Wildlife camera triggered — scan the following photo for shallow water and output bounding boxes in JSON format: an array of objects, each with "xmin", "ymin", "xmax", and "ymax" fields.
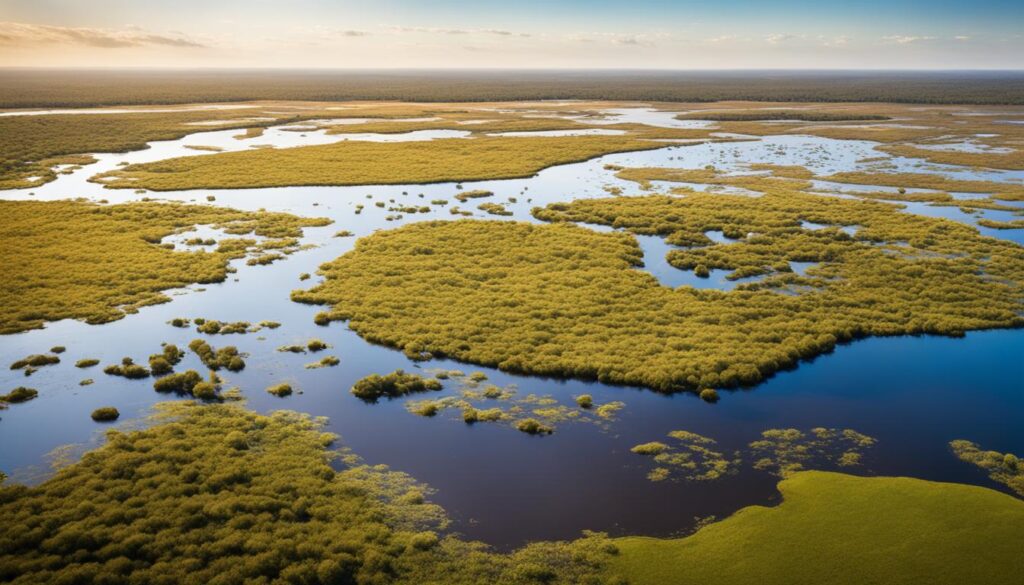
[{"xmin": 1, "ymin": 111, "xmax": 1022, "ymax": 549}]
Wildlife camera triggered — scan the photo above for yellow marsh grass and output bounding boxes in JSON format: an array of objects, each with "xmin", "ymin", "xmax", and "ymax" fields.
[
  {"xmin": 0, "ymin": 200, "xmax": 329, "ymax": 334},
  {"xmin": 93, "ymin": 134, "xmax": 673, "ymax": 191}
]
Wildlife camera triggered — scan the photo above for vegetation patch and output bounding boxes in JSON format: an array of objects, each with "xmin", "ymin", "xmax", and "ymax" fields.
[
  {"xmin": 188, "ymin": 339, "xmax": 245, "ymax": 371},
  {"xmin": 293, "ymin": 211, "xmax": 1024, "ymax": 392},
  {"xmin": 1, "ymin": 387, "xmax": 38, "ymax": 404},
  {"xmin": 9, "ymin": 354, "xmax": 60, "ymax": 372},
  {"xmin": 950, "ymin": 440, "xmax": 1024, "ymax": 497},
  {"xmin": 74, "ymin": 358, "xmax": 99, "ymax": 368},
  {"xmin": 406, "ymin": 374, "xmax": 625, "ymax": 434},
  {"xmin": 266, "ymin": 383, "xmax": 293, "ymax": 397},
  {"xmin": 631, "ymin": 430, "xmax": 739, "ymax": 482},
  {"xmin": 0, "ymin": 399, "xmax": 631, "ymax": 584},
  {"xmin": 90, "ymin": 407, "xmax": 119, "ymax": 422},
  {"xmin": 306, "ymin": 356, "xmax": 341, "ymax": 369},
  {"xmin": 103, "ymin": 358, "xmax": 150, "ymax": 379},
  {"xmin": 0, "ymin": 200, "xmax": 329, "ymax": 334},
  {"xmin": 749, "ymin": 427, "xmax": 877, "ymax": 476},
  {"xmin": 351, "ymin": 370, "xmax": 442, "ymax": 402},
  {"xmin": 92, "ymin": 134, "xmax": 670, "ymax": 190}
]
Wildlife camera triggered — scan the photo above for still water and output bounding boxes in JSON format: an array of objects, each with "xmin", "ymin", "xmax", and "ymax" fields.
[{"xmin": 1, "ymin": 112, "xmax": 1022, "ymax": 548}]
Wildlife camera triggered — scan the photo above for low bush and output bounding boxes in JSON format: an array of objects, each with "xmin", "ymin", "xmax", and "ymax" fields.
[{"xmin": 90, "ymin": 407, "xmax": 119, "ymax": 422}]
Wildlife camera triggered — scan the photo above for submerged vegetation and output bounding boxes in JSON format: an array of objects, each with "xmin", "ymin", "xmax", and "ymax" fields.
[
  {"xmin": 631, "ymin": 430, "xmax": 739, "ymax": 482},
  {"xmin": 749, "ymin": 427, "xmax": 877, "ymax": 476},
  {"xmin": 0, "ymin": 200, "xmax": 329, "ymax": 334},
  {"xmin": 294, "ymin": 205, "xmax": 1024, "ymax": 392},
  {"xmin": 950, "ymin": 440, "xmax": 1024, "ymax": 497}
]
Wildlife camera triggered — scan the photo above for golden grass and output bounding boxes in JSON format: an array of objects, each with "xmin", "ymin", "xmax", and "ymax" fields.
[
  {"xmin": 92, "ymin": 134, "xmax": 669, "ymax": 190},
  {"xmin": 0, "ymin": 200, "xmax": 329, "ymax": 334}
]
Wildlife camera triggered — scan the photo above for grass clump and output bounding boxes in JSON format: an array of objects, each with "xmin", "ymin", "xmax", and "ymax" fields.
[
  {"xmin": 49, "ymin": 346, "xmax": 65, "ymax": 354},
  {"xmin": 307, "ymin": 338, "xmax": 329, "ymax": 352},
  {"xmin": 305, "ymin": 356, "xmax": 340, "ymax": 369},
  {"xmin": 0, "ymin": 200, "xmax": 329, "ymax": 334},
  {"xmin": 454, "ymin": 189, "xmax": 494, "ymax": 202},
  {"xmin": 266, "ymin": 383, "xmax": 293, "ymax": 397},
  {"xmin": 477, "ymin": 202, "xmax": 513, "ymax": 216},
  {"xmin": 350, "ymin": 370, "xmax": 442, "ymax": 402},
  {"xmin": 950, "ymin": 440, "xmax": 1024, "ymax": 497},
  {"xmin": 631, "ymin": 442, "xmax": 670, "ymax": 455},
  {"xmin": 1, "ymin": 387, "xmax": 38, "ymax": 403},
  {"xmin": 188, "ymin": 339, "xmax": 244, "ymax": 371},
  {"xmin": 90, "ymin": 407, "xmax": 119, "ymax": 422},
  {"xmin": 74, "ymin": 359, "xmax": 99, "ymax": 368},
  {"xmin": 79, "ymin": 379, "xmax": 93, "ymax": 386},
  {"xmin": 515, "ymin": 418, "xmax": 553, "ymax": 435},
  {"xmin": 10, "ymin": 354, "xmax": 60, "ymax": 371},
  {"xmin": 152, "ymin": 369, "xmax": 202, "ymax": 394},
  {"xmin": 103, "ymin": 358, "xmax": 150, "ymax": 379},
  {"xmin": 196, "ymin": 319, "xmax": 251, "ymax": 334}
]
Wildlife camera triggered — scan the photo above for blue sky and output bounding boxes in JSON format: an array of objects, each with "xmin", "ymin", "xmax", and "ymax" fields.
[{"xmin": 1, "ymin": 0, "xmax": 1021, "ymax": 68}]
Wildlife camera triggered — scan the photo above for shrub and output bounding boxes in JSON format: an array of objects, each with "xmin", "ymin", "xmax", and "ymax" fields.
[
  {"xmin": 104, "ymin": 360, "xmax": 150, "ymax": 379},
  {"xmin": 1, "ymin": 387, "xmax": 38, "ymax": 403},
  {"xmin": 307, "ymin": 339, "xmax": 328, "ymax": 352},
  {"xmin": 576, "ymin": 394, "xmax": 594, "ymax": 408},
  {"xmin": 351, "ymin": 370, "xmax": 443, "ymax": 401},
  {"xmin": 153, "ymin": 370, "xmax": 202, "ymax": 394},
  {"xmin": 267, "ymin": 383, "xmax": 293, "ymax": 397},
  {"xmin": 170, "ymin": 318, "xmax": 190, "ymax": 328},
  {"xmin": 50, "ymin": 346, "xmax": 66, "ymax": 354},
  {"xmin": 462, "ymin": 407, "xmax": 478, "ymax": 423},
  {"xmin": 411, "ymin": 402, "xmax": 440, "ymax": 417},
  {"xmin": 91, "ymin": 407, "xmax": 119, "ymax": 422},
  {"xmin": 148, "ymin": 356, "xmax": 173, "ymax": 376},
  {"xmin": 10, "ymin": 354, "xmax": 60, "ymax": 370},
  {"xmin": 700, "ymin": 388, "xmax": 720, "ymax": 403},
  {"xmin": 515, "ymin": 418, "xmax": 553, "ymax": 435},
  {"xmin": 75, "ymin": 359, "xmax": 99, "ymax": 368},
  {"xmin": 631, "ymin": 442, "xmax": 670, "ymax": 455},
  {"xmin": 191, "ymin": 382, "xmax": 218, "ymax": 400}
]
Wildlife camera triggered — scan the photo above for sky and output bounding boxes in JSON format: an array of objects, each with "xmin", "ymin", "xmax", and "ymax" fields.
[{"xmin": 0, "ymin": 0, "xmax": 1022, "ymax": 69}]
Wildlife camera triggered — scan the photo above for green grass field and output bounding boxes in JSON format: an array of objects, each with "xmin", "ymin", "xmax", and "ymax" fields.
[{"xmin": 610, "ymin": 471, "xmax": 1024, "ymax": 585}]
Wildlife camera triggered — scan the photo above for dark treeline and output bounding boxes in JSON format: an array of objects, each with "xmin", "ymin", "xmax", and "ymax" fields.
[{"xmin": 2, "ymin": 69, "xmax": 1024, "ymax": 108}]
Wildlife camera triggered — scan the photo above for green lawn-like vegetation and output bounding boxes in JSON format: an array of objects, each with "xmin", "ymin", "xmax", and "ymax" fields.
[
  {"xmin": 293, "ymin": 189, "xmax": 1023, "ymax": 391},
  {"xmin": 0, "ymin": 200, "xmax": 329, "ymax": 334},
  {"xmin": 608, "ymin": 471, "xmax": 1024, "ymax": 585}
]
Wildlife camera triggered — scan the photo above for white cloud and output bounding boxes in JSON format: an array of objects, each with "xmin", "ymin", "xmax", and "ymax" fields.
[
  {"xmin": 0, "ymin": 21, "xmax": 206, "ymax": 48},
  {"xmin": 881, "ymin": 35, "xmax": 937, "ymax": 45}
]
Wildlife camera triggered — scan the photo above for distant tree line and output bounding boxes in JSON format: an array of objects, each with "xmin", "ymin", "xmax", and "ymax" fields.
[{"xmin": 2, "ymin": 69, "xmax": 1024, "ymax": 108}]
